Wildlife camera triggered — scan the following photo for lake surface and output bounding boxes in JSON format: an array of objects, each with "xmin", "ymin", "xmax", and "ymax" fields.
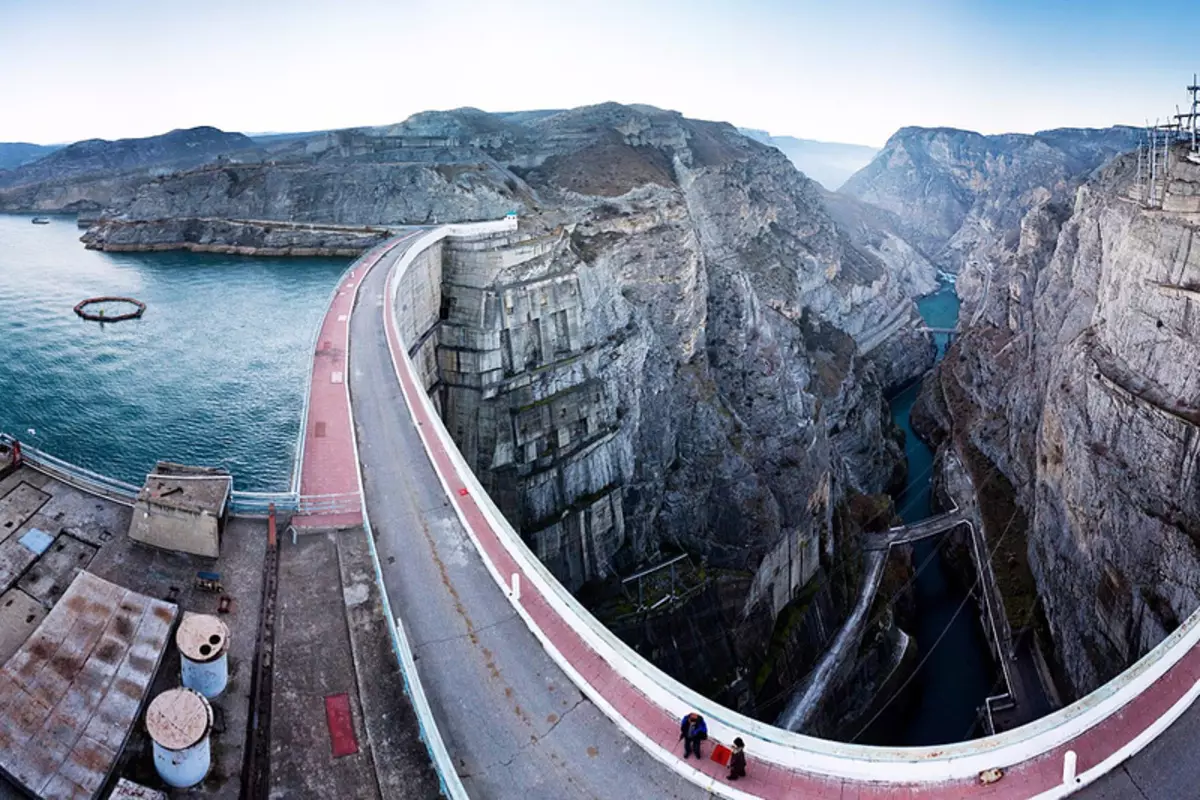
[
  {"xmin": 871, "ymin": 286, "xmax": 996, "ymax": 745},
  {"xmin": 0, "ymin": 214, "xmax": 349, "ymax": 490}
]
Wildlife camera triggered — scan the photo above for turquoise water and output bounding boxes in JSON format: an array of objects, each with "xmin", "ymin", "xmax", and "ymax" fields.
[
  {"xmin": 874, "ymin": 286, "xmax": 996, "ymax": 745},
  {"xmin": 0, "ymin": 214, "xmax": 349, "ymax": 490}
]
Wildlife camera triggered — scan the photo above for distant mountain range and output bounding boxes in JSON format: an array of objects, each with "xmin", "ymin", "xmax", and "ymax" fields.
[
  {"xmin": 738, "ymin": 129, "xmax": 878, "ymax": 190},
  {"xmin": 839, "ymin": 124, "xmax": 1143, "ymax": 273},
  {"xmin": 0, "ymin": 142, "xmax": 61, "ymax": 171}
]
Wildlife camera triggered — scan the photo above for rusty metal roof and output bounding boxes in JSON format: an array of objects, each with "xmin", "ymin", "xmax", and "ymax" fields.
[{"xmin": 0, "ymin": 571, "xmax": 177, "ymax": 799}]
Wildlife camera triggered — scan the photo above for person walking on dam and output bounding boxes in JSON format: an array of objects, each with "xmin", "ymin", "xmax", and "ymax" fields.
[
  {"xmin": 727, "ymin": 737, "xmax": 747, "ymax": 780},
  {"xmin": 679, "ymin": 712, "xmax": 707, "ymax": 759}
]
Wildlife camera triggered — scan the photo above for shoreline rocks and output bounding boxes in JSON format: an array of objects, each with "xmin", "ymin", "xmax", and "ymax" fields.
[{"xmin": 79, "ymin": 216, "xmax": 392, "ymax": 257}]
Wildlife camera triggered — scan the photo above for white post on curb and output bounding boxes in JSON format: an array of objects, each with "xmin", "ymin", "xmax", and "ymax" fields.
[
  {"xmin": 510, "ymin": 573, "xmax": 521, "ymax": 601},
  {"xmin": 1062, "ymin": 750, "xmax": 1077, "ymax": 784}
]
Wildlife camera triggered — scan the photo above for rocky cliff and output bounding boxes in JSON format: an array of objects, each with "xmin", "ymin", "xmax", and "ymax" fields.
[
  {"xmin": 5, "ymin": 103, "xmax": 940, "ymax": 710},
  {"xmin": 400, "ymin": 104, "xmax": 935, "ymax": 708},
  {"xmin": 79, "ymin": 217, "xmax": 391, "ymax": 256},
  {"xmin": 916, "ymin": 142, "xmax": 1200, "ymax": 698},
  {"xmin": 840, "ymin": 125, "xmax": 1142, "ymax": 284}
]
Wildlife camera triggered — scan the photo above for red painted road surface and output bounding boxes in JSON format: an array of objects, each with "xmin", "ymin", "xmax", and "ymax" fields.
[
  {"xmin": 324, "ymin": 693, "xmax": 359, "ymax": 758},
  {"xmin": 305, "ymin": 230, "xmax": 1200, "ymax": 798},
  {"xmin": 293, "ymin": 233, "xmax": 419, "ymax": 530}
]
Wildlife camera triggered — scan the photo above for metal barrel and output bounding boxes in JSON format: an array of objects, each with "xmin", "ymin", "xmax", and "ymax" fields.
[
  {"xmin": 176, "ymin": 612, "xmax": 230, "ymax": 699},
  {"xmin": 146, "ymin": 687, "xmax": 213, "ymax": 788}
]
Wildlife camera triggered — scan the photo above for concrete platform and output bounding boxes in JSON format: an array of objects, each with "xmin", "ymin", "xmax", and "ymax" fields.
[
  {"xmin": 269, "ymin": 529, "xmax": 440, "ymax": 799},
  {"xmin": 0, "ymin": 469, "xmax": 267, "ymax": 799},
  {"xmin": 0, "ymin": 571, "xmax": 177, "ymax": 799}
]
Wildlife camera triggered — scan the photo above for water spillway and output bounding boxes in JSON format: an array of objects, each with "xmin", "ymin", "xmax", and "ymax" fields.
[{"xmin": 0, "ymin": 213, "xmax": 349, "ymax": 490}]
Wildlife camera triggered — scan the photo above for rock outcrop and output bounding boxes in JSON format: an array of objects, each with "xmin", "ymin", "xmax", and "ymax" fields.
[
  {"xmin": 918, "ymin": 142, "xmax": 1200, "ymax": 698},
  {"xmin": 840, "ymin": 125, "xmax": 1142, "ymax": 282},
  {"xmin": 5, "ymin": 103, "xmax": 941, "ymax": 711},
  {"xmin": 79, "ymin": 217, "xmax": 392, "ymax": 256}
]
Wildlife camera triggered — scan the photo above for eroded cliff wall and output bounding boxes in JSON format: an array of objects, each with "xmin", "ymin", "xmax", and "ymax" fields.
[
  {"xmin": 919, "ymin": 145, "xmax": 1200, "ymax": 696},
  {"xmin": 409, "ymin": 106, "xmax": 935, "ymax": 706}
]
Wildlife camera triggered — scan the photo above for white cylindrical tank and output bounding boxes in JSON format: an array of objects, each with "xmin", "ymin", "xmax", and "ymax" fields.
[
  {"xmin": 146, "ymin": 687, "xmax": 213, "ymax": 788},
  {"xmin": 176, "ymin": 612, "xmax": 229, "ymax": 698}
]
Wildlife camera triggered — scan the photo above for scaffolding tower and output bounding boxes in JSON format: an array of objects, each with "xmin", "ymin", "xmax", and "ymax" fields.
[{"xmin": 1135, "ymin": 76, "xmax": 1200, "ymax": 207}]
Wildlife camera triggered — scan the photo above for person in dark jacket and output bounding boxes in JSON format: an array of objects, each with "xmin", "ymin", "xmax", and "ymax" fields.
[
  {"xmin": 727, "ymin": 737, "xmax": 747, "ymax": 780},
  {"xmin": 679, "ymin": 712, "xmax": 707, "ymax": 759}
]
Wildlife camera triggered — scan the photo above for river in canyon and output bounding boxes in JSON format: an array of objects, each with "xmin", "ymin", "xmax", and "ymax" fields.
[
  {"xmin": 863, "ymin": 284, "xmax": 997, "ymax": 745},
  {"xmin": 0, "ymin": 213, "xmax": 349, "ymax": 490}
]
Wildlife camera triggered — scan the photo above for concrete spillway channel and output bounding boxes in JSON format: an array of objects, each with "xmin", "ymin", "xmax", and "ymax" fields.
[
  {"xmin": 776, "ymin": 549, "xmax": 888, "ymax": 732},
  {"xmin": 776, "ymin": 507, "xmax": 967, "ymax": 733}
]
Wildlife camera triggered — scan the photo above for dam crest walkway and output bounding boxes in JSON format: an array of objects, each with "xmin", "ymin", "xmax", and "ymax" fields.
[{"xmin": 288, "ymin": 225, "xmax": 1200, "ymax": 799}]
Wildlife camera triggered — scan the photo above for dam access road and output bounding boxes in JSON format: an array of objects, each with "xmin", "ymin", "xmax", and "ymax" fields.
[
  {"xmin": 348, "ymin": 235, "xmax": 703, "ymax": 799},
  {"xmin": 289, "ymin": 224, "xmax": 1200, "ymax": 800}
]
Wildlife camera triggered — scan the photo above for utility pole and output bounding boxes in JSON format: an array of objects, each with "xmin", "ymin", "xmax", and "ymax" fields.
[
  {"xmin": 1191, "ymin": 74, "xmax": 1199, "ymax": 154},
  {"xmin": 1149, "ymin": 121, "xmax": 1158, "ymax": 207}
]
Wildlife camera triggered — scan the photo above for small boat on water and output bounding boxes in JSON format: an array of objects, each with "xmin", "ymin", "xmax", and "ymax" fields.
[{"xmin": 31, "ymin": 217, "xmax": 50, "ymax": 225}]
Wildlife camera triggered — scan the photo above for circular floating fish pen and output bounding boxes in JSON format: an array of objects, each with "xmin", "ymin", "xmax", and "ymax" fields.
[{"xmin": 74, "ymin": 296, "xmax": 146, "ymax": 322}]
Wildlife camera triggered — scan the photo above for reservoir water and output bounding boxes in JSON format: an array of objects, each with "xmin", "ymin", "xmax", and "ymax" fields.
[
  {"xmin": 871, "ymin": 286, "xmax": 996, "ymax": 745},
  {"xmin": 0, "ymin": 214, "xmax": 349, "ymax": 490}
]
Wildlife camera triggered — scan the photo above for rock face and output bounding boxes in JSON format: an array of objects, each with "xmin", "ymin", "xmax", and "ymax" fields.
[
  {"xmin": 841, "ymin": 126, "xmax": 1143, "ymax": 280},
  {"xmin": 6, "ymin": 103, "xmax": 940, "ymax": 710},
  {"xmin": 917, "ymin": 142, "xmax": 1200, "ymax": 698},
  {"xmin": 390, "ymin": 104, "xmax": 935, "ymax": 706},
  {"xmin": 79, "ymin": 217, "xmax": 391, "ymax": 256},
  {"xmin": 114, "ymin": 160, "xmax": 524, "ymax": 226}
]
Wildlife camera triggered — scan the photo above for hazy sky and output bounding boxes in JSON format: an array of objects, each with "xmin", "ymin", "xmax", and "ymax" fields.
[{"xmin": 2, "ymin": 0, "xmax": 1196, "ymax": 146}]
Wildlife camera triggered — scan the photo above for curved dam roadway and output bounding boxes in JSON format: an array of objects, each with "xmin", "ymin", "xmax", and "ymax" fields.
[
  {"xmin": 305, "ymin": 227, "xmax": 1200, "ymax": 799},
  {"xmin": 348, "ymin": 235, "xmax": 703, "ymax": 798}
]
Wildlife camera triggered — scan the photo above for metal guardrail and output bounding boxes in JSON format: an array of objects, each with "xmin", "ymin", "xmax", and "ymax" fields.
[
  {"xmin": 228, "ymin": 491, "xmax": 362, "ymax": 517},
  {"xmin": 0, "ymin": 434, "xmax": 361, "ymax": 520},
  {"xmin": 1, "ymin": 433, "xmax": 140, "ymax": 505}
]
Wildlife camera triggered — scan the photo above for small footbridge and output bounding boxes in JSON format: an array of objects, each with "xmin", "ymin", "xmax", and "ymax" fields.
[
  {"xmin": 864, "ymin": 505, "xmax": 969, "ymax": 551},
  {"xmin": 777, "ymin": 506, "xmax": 969, "ymax": 732}
]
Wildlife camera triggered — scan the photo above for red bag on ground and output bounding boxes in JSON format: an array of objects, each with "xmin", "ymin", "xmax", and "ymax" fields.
[{"xmin": 710, "ymin": 743, "xmax": 732, "ymax": 767}]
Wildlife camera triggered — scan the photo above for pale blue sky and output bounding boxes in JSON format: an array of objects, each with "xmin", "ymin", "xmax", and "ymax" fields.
[{"xmin": 1, "ymin": 0, "xmax": 1195, "ymax": 146}]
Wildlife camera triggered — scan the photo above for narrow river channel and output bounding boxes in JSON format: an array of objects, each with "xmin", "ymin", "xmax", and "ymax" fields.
[{"xmin": 864, "ymin": 285, "xmax": 997, "ymax": 746}]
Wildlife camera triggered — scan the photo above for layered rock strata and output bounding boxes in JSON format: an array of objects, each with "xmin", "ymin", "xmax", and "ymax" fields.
[
  {"xmin": 79, "ymin": 217, "xmax": 392, "ymax": 256},
  {"xmin": 917, "ymin": 143, "xmax": 1200, "ymax": 697}
]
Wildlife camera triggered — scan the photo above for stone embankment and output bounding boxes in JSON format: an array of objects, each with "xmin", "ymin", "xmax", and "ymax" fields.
[{"xmin": 80, "ymin": 216, "xmax": 394, "ymax": 256}]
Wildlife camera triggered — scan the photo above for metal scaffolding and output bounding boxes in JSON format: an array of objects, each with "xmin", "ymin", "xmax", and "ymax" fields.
[{"xmin": 1135, "ymin": 76, "xmax": 1200, "ymax": 207}]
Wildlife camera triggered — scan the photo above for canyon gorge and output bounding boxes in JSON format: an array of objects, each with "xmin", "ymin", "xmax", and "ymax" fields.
[{"xmin": 3, "ymin": 101, "xmax": 1194, "ymax": 744}]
